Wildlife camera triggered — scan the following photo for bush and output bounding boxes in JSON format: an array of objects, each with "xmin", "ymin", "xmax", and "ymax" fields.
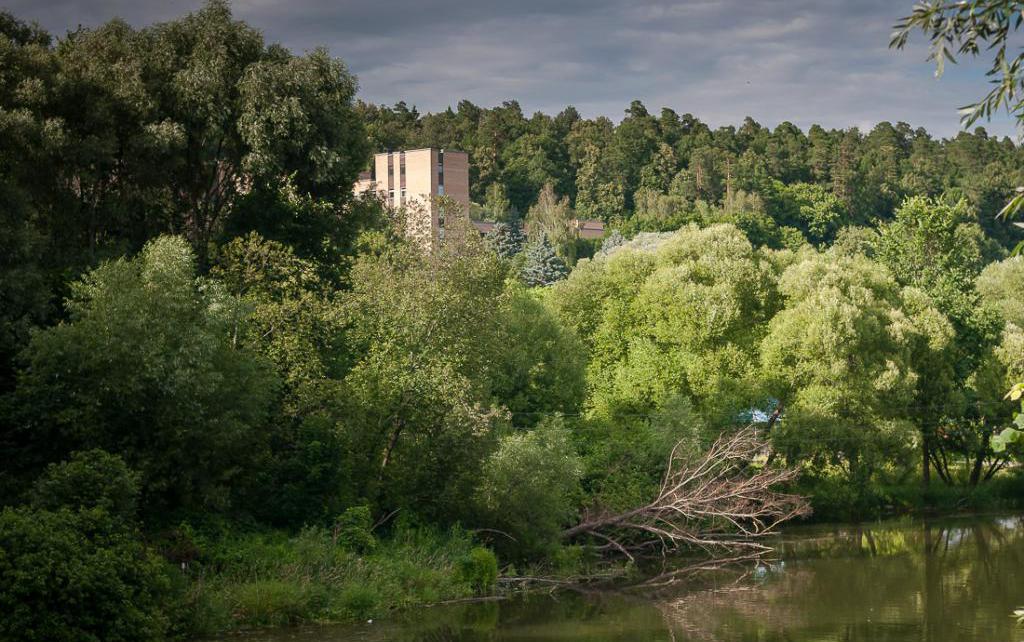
[
  {"xmin": 229, "ymin": 580, "xmax": 309, "ymax": 627},
  {"xmin": 334, "ymin": 505, "xmax": 377, "ymax": 553},
  {"xmin": 0, "ymin": 507, "xmax": 171, "ymax": 641},
  {"xmin": 459, "ymin": 547, "xmax": 498, "ymax": 595},
  {"xmin": 30, "ymin": 449, "xmax": 140, "ymax": 522},
  {"xmin": 474, "ymin": 417, "xmax": 582, "ymax": 557},
  {"xmin": 336, "ymin": 584, "xmax": 379, "ymax": 619}
]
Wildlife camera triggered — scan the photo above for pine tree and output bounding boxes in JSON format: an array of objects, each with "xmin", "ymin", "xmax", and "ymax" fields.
[
  {"xmin": 486, "ymin": 221, "xmax": 526, "ymax": 258},
  {"xmin": 520, "ymin": 236, "xmax": 568, "ymax": 287}
]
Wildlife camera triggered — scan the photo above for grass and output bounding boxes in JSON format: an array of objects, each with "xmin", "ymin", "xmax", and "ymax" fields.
[{"xmin": 170, "ymin": 523, "xmax": 493, "ymax": 637}]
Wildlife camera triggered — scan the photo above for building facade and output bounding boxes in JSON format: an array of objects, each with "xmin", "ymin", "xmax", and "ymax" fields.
[{"xmin": 354, "ymin": 148, "xmax": 470, "ymax": 247}]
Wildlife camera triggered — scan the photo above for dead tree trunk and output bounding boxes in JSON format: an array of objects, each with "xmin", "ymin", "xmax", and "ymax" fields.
[{"xmin": 562, "ymin": 426, "xmax": 809, "ymax": 559}]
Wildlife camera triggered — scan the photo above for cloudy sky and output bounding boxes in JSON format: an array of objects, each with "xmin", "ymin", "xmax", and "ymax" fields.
[{"xmin": 5, "ymin": 0, "xmax": 1019, "ymax": 138}]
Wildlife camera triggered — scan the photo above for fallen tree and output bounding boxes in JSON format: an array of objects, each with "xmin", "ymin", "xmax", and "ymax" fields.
[{"xmin": 562, "ymin": 426, "xmax": 810, "ymax": 560}]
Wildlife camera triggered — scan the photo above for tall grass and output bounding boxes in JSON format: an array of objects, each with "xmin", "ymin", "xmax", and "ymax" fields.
[{"xmin": 172, "ymin": 523, "xmax": 492, "ymax": 636}]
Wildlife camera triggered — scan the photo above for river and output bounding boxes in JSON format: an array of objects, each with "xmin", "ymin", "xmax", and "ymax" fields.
[{"xmin": 226, "ymin": 513, "xmax": 1024, "ymax": 641}]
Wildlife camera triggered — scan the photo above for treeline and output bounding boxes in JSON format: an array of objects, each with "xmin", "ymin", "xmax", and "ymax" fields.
[
  {"xmin": 359, "ymin": 99, "xmax": 1024, "ymax": 249},
  {"xmin": 1, "ymin": 2, "xmax": 1024, "ymax": 640}
]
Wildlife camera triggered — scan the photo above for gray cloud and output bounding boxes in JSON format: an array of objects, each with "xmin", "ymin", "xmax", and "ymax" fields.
[{"xmin": 3, "ymin": 0, "xmax": 1017, "ymax": 137}]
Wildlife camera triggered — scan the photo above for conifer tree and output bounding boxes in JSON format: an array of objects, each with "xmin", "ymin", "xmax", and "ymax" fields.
[
  {"xmin": 486, "ymin": 221, "xmax": 526, "ymax": 258},
  {"xmin": 520, "ymin": 235, "xmax": 568, "ymax": 287}
]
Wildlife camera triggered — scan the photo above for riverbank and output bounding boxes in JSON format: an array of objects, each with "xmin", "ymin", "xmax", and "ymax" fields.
[
  {"xmin": 194, "ymin": 512, "xmax": 1024, "ymax": 642},
  {"xmin": 172, "ymin": 476, "xmax": 1024, "ymax": 637},
  {"xmin": 169, "ymin": 523, "xmax": 497, "ymax": 637},
  {"xmin": 799, "ymin": 473, "xmax": 1024, "ymax": 522}
]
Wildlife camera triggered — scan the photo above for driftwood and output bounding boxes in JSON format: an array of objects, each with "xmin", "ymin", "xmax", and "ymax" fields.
[{"xmin": 562, "ymin": 426, "xmax": 809, "ymax": 560}]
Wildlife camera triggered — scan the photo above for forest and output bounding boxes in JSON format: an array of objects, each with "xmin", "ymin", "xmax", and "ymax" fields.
[{"xmin": 1, "ymin": 1, "xmax": 1023, "ymax": 639}]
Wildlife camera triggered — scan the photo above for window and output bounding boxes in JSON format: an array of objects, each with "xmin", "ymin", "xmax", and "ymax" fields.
[{"xmin": 437, "ymin": 185, "xmax": 445, "ymax": 196}]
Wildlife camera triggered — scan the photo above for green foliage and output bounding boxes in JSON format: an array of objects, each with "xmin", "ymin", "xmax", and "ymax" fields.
[
  {"xmin": 5, "ymin": 4, "xmax": 1024, "ymax": 637},
  {"xmin": 0, "ymin": 1, "xmax": 370, "ymax": 272},
  {"xmin": 977, "ymin": 256, "xmax": 1024, "ymax": 328},
  {"xmin": 485, "ymin": 220, "xmax": 526, "ymax": 258},
  {"xmin": 0, "ymin": 507, "xmax": 171, "ymax": 641},
  {"xmin": 520, "ymin": 236, "xmax": 569, "ymax": 287},
  {"xmin": 30, "ymin": 450, "xmax": 139, "ymax": 522},
  {"xmin": 761, "ymin": 249, "xmax": 952, "ymax": 483},
  {"xmin": 769, "ymin": 181, "xmax": 848, "ymax": 244},
  {"xmin": 228, "ymin": 580, "xmax": 311, "ymax": 628},
  {"xmin": 7, "ymin": 236, "xmax": 278, "ymax": 514},
  {"xmin": 179, "ymin": 523, "xmax": 483, "ymax": 632},
  {"xmin": 334, "ymin": 506, "xmax": 377, "ymax": 553},
  {"xmin": 525, "ymin": 183, "xmax": 577, "ymax": 261},
  {"xmin": 459, "ymin": 547, "xmax": 499, "ymax": 595},
  {"xmin": 474, "ymin": 418, "xmax": 582, "ymax": 556}
]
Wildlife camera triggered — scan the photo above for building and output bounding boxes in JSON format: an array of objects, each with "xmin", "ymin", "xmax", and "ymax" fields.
[{"xmin": 354, "ymin": 148, "xmax": 470, "ymax": 247}]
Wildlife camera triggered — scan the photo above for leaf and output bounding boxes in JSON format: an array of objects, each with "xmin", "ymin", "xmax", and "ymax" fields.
[
  {"xmin": 992, "ymin": 427, "xmax": 1019, "ymax": 453},
  {"xmin": 997, "ymin": 191, "xmax": 1024, "ymax": 220}
]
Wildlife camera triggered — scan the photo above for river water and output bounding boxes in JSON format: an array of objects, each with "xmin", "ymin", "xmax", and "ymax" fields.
[{"xmin": 232, "ymin": 513, "xmax": 1024, "ymax": 641}]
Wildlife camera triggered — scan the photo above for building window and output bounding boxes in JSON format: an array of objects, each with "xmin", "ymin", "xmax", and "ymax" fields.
[{"xmin": 437, "ymin": 185, "xmax": 445, "ymax": 196}]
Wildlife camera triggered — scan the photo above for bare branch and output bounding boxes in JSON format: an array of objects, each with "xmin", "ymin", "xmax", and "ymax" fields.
[{"xmin": 563, "ymin": 426, "xmax": 809, "ymax": 559}]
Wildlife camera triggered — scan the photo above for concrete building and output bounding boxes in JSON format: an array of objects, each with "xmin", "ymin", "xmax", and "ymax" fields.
[{"xmin": 354, "ymin": 148, "xmax": 470, "ymax": 248}]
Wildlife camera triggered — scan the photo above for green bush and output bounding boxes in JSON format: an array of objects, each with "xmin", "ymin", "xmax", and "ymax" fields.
[
  {"xmin": 474, "ymin": 417, "xmax": 581, "ymax": 557},
  {"xmin": 0, "ymin": 506, "xmax": 171, "ymax": 641},
  {"xmin": 334, "ymin": 505, "xmax": 377, "ymax": 553},
  {"xmin": 30, "ymin": 449, "xmax": 140, "ymax": 522},
  {"xmin": 459, "ymin": 547, "xmax": 498, "ymax": 595},
  {"xmin": 336, "ymin": 584, "xmax": 379, "ymax": 619},
  {"xmin": 229, "ymin": 580, "xmax": 309, "ymax": 627}
]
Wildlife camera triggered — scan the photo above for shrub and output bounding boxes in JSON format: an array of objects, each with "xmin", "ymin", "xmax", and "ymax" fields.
[
  {"xmin": 229, "ymin": 580, "xmax": 309, "ymax": 627},
  {"xmin": 336, "ymin": 584, "xmax": 379, "ymax": 619},
  {"xmin": 30, "ymin": 449, "xmax": 140, "ymax": 522},
  {"xmin": 458, "ymin": 547, "xmax": 498, "ymax": 595},
  {"xmin": 334, "ymin": 505, "xmax": 377, "ymax": 553},
  {"xmin": 475, "ymin": 417, "xmax": 582, "ymax": 557},
  {"xmin": 0, "ymin": 506, "xmax": 171, "ymax": 641}
]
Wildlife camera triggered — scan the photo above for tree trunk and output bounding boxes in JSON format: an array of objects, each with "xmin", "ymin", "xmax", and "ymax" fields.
[
  {"xmin": 968, "ymin": 448, "xmax": 985, "ymax": 487},
  {"xmin": 921, "ymin": 435, "xmax": 931, "ymax": 488}
]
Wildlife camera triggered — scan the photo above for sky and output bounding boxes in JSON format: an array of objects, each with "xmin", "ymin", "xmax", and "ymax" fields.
[{"xmin": 4, "ymin": 0, "xmax": 1020, "ymax": 139}]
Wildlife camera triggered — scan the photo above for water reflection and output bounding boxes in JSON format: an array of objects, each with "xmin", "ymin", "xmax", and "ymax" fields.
[{"xmin": 226, "ymin": 514, "xmax": 1024, "ymax": 642}]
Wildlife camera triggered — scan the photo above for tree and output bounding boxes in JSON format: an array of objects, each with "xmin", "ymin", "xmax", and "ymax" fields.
[
  {"xmin": 892, "ymin": 1, "xmax": 1024, "ymax": 230},
  {"xmin": 761, "ymin": 249, "xmax": 952, "ymax": 495},
  {"xmin": 211, "ymin": 233, "xmax": 351, "ymax": 525},
  {"xmin": 769, "ymin": 181, "xmax": 848, "ymax": 244},
  {"xmin": 0, "ymin": 506, "xmax": 171, "ymax": 641},
  {"xmin": 474, "ymin": 417, "xmax": 581, "ymax": 557},
  {"xmin": 575, "ymin": 143, "xmax": 624, "ymax": 223},
  {"xmin": 483, "ymin": 182, "xmax": 514, "ymax": 222},
  {"xmin": 30, "ymin": 450, "xmax": 140, "ymax": 523},
  {"xmin": 1, "ymin": 450, "xmax": 170, "ymax": 641},
  {"xmin": 485, "ymin": 221, "xmax": 525, "ymax": 258},
  {"xmin": 524, "ymin": 183, "xmax": 577, "ymax": 261},
  {"xmin": 341, "ymin": 232, "xmax": 583, "ymax": 523},
  {"xmin": 21, "ymin": 1, "xmax": 369, "ymax": 266},
  {"xmin": 5, "ymin": 236, "xmax": 277, "ymax": 514},
  {"xmin": 877, "ymin": 196, "xmax": 1000, "ymax": 383},
  {"xmin": 891, "ymin": 6, "xmax": 1024, "ymax": 489},
  {"xmin": 520, "ymin": 236, "xmax": 569, "ymax": 287}
]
